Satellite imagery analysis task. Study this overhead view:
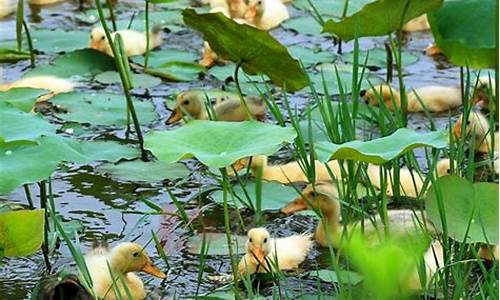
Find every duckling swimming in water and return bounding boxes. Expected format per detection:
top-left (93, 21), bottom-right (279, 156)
top-left (244, 0), bottom-right (289, 30)
top-left (89, 26), bottom-right (163, 57)
top-left (0, 75), bottom-right (75, 102)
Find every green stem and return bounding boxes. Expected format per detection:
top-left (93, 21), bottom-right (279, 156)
top-left (384, 41), bottom-right (393, 83)
top-left (23, 184), bottom-right (34, 209)
top-left (233, 62), bottom-right (252, 120)
top-left (22, 20), bottom-right (35, 68)
top-left (38, 180), bottom-right (52, 272)
top-left (15, 0), bottom-right (23, 52)
top-left (144, 0), bottom-right (151, 70)
top-left (105, 0), bottom-right (117, 31)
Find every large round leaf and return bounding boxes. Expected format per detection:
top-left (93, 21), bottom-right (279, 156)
top-left (323, 0), bottom-right (443, 41)
top-left (50, 92), bottom-right (158, 127)
top-left (182, 9), bottom-right (308, 92)
top-left (0, 88), bottom-right (48, 112)
top-left (292, 0), bottom-right (372, 17)
top-left (0, 102), bottom-right (56, 143)
top-left (131, 48), bottom-right (198, 68)
top-left (145, 121), bottom-right (296, 168)
top-left (427, 0), bottom-right (496, 68)
top-left (0, 48), bottom-right (30, 62)
top-left (307, 269), bottom-right (363, 285)
top-left (97, 160), bottom-right (189, 183)
top-left (146, 62), bottom-right (206, 82)
top-left (94, 71), bottom-right (161, 89)
top-left (187, 232), bottom-right (246, 255)
top-left (30, 29), bottom-right (89, 54)
top-left (0, 210), bottom-right (44, 257)
top-left (339, 48), bottom-right (419, 69)
top-left (315, 128), bottom-right (447, 164)
top-left (282, 16), bottom-right (324, 36)
top-left (211, 181), bottom-right (299, 211)
top-left (426, 176), bottom-right (498, 244)
top-left (289, 45), bottom-right (336, 67)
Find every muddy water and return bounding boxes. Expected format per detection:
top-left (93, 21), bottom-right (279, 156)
top-left (0, 1), bottom-right (464, 299)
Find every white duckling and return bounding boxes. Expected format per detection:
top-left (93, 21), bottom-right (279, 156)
top-left (282, 182), bottom-right (443, 289)
top-left (362, 84), bottom-right (462, 113)
top-left (238, 227), bottom-right (313, 276)
top-left (85, 242), bottom-right (166, 300)
top-left (0, 0), bottom-right (15, 19)
top-left (89, 27), bottom-right (162, 57)
top-left (472, 76), bottom-right (497, 111)
top-left (231, 155), bottom-right (343, 184)
top-left (402, 14), bottom-right (430, 32)
top-left (166, 91), bottom-right (266, 124)
top-left (0, 75), bottom-right (75, 102)
top-left (244, 0), bottom-right (289, 31)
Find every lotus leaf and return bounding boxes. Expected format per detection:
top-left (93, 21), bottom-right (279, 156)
top-left (145, 120), bottom-right (296, 168)
top-left (293, 0), bottom-right (372, 17)
top-left (282, 16), bottom-right (324, 36)
top-left (288, 45), bottom-right (336, 67)
top-left (30, 29), bottom-right (90, 54)
top-left (187, 232), bottom-right (246, 255)
top-left (340, 48), bottom-right (419, 69)
top-left (0, 209), bottom-right (44, 257)
top-left (94, 71), bottom-right (162, 88)
top-left (0, 102), bottom-right (56, 143)
top-left (131, 48), bottom-right (198, 68)
top-left (308, 269), bottom-right (363, 285)
top-left (146, 62), bottom-right (206, 82)
top-left (0, 88), bottom-right (48, 112)
top-left (97, 160), bottom-right (189, 183)
top-left (0, 48), bottom-right (30, 62)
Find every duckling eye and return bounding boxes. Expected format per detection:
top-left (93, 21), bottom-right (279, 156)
top-left (90, 35), bottom-right (93, 39)
top-left (466, 121), bottom-right (470, 125)
top-left (446, 169), bottom-right (450, 174)
top-left (182, 100), bottom-right (189, 105)
top-left (249, 238), bottom-right (253, 243)
top-left (101, 36), bottom-right (105, 40)
top-left (263, 238), bottom-right (267, 243)
top-left (257, 0), bottom-right (262, 4)
top-left (132, 252), bottom-right (139, 257)
top-left (309, 191), bottom-right (317, 197)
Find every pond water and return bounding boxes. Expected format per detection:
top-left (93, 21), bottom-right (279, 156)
top-left (0, 0), bottom-right (470, 299)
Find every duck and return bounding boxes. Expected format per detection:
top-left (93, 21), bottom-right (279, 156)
top-left (402, 14), bottom-right (430, 32)
top-left (0, 75), bottom-right (75, 102)
top-left (362, 84), bottom-right (462, 113)
top-left (166, 91), bottom-right (266, 124)
top-left (84, 242), bottom-right (166, 300)
top-left (230, 155), bottom-right (343, 184)
top-left (281, 182), bottom-right (443, 289)
top-left (472, 76), bottom-right (497, 111)
top-left (0, 0), bottom-right (15, 19)
top-left (89, 26), bottom-right (162, 57)
top-left (28, 0), bottom-right (64, 4)
top-left (238, 227), bottom-right (313, 276)
top-left (244, 0), bottom-right (289, 31)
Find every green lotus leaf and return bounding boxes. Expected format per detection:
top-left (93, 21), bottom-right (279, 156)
top-left (94, 71), bottom-right (162, 89)
top-left (0, 102), bottom-right (56, 143)
top-left (96, 160), bottom-right (190, 183)
top-left (146, 61), bottom-right (206, 82)
top-left (340, 48), bottom-right (419, 69)
top-left (0, 210), bottom-right (44, 257)
top-left (131, 48), bottom-right (198, 68)
top-left (187, 232), bottom-right (247, 255)
top-left (0, 88), bottom-right (49, 112)
top-left (0, 48), bottom-right (30, 62)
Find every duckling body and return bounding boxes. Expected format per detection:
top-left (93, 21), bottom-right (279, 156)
top-left (245, 0), bottom-right (289, 30)
top-left (363, 84), bottom-right (462, 113)
top-left (89, 27), bottom-right (162, 57)
top-left (166, 91), bottom-right (266, 124)
top-left (238, 228), bottom-right (312, 276)
top-left (402, 15), bottom-right (430, 32)
top-left (84, 242), bottom-right (166, 300)
top-left (0, 0), bottom-right (15, 19)
top-left (28, 0), bottom-right (64, 4)
top-left (0, 76), bottom-right (75, 102)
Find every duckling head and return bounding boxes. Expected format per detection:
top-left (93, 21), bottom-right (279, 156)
top-left (229, 155), bottom-right (268, 174)
top-left (89, 27), bottom-right (108, 52)
top-left (166, 92), bottom-right (204, 124)
top-left (281, 182), bottom-right (340, 219)
top-left (472, 77), bottom-right (496, 110)
top-left (245, 0), bottom-right (264, 20)
top-left (453, 111), bottom-right (490, 139)
top-left (245, 228), bottom-right (271, 262)
top-left (361, 84), bottom-right (400, 110)
top-left (436, 158), bottom-right (451, 177)
top-left (109, 242), bottom-right (166, 279)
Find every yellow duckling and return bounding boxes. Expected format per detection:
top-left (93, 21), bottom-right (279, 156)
top-left (362, 84), bottom-right (462, 113)
top-left (472, 76), bottom-right (497, 111)
top-left (244, 0), bottom-right (289, 31)
top-left (238, 227), bottom-right (313, 276)
top-left (0, 75), bottom-right (75, 102)
top-left (230, 155), bottom-right (343, 184)
top-left (28, 0), bottom-right (64, 4)
top-left (85, 242), bottom-right (166, 300)
top-left (89, 27), bottom-right (162, 57)
top-left (281, 182), bottom-right (443, 289)
top-left (402, 14), bottom-right (430, 32)
top-left (0, 0), bottom-right (15, 19)
top-left (166, 91), bottom-right (266, 124)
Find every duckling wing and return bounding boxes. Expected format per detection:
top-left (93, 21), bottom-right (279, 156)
top-left (268, 234), bottom-right (313, 270)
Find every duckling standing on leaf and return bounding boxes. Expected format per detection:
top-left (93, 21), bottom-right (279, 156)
top-left (238, 228), bottom-right (313, 276)
top-left (89, 26), bottom-right (163, 57)
top-left (84, 242), bottom-right (166, 300)
top-left (166, 91), bottom-right (266, 124)
top-left (362, 84), bottom-right (462, 113)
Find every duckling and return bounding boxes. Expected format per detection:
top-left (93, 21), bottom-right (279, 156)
top-left (238, 227), bottom-right (313, 276)
top-left (281, 182), bottom-right (442, 289)
top-left (478, 244), bottom-right (499, 261)
top-left (166, 91), bottom-right (266, 124)
top-left (89, 26), bottom-right (162, 57)
top-left (0, 0), bottom-right (15, 19)
top-left (244, 0), bottom-right (289, 31)
top-left (472, 76), bottom-right (497, 111)
top-left (0, 75), bottom-right (75, 102)
top-left (425, 43), bottom-right (443, 56)
top-left (28, 0), bottom-right (64, 4)
top-left (230, 155), bottom-right (343, 184)
top-left (85, 242), bottom-right (166, 300)
top-left (362, 84), bottom-right (462, 113)
top-left (402, 14), bottom-right (430, 32)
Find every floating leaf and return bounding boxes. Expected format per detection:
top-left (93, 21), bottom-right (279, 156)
top-left (0, 102), bottom-right (56, 143)
top-left (339, 48), bottom-right (419, 69)
top-left (30, 29), bottom-right (90, 54)
top-left (0, 48), bottom-right (30, 62)
top-left (288, 45), bottom-right (336, 67)
top-left (145, 121), bottom-right (296, 168)
top-left (428, 0), bottom-right (496, 68)
top-left (315, 128), bottom-right (447, 164)
top-left (323, 0), bottom-right (443, 41)
top-left (96, 160), bottom-right (189, 183)
top-left (0, 210), bottom-right (44, 257)
top-left (211, 181), bottom-right (299, 211)
top-left (0, 88), bottom-right (48, 112)
top-left (131, 48), bottom-right (197, 68)
top-left (307, 269), bottom-right (363, 285)
top-left (282, 16), bottom-right (324, 36)
top-left (94, 71), bottom-right (161, 89)
top-left (50, 92), bottom-right (158, 127)
top-left (146, 62), bottom-right (206, 82)
top-left (208, 64), bottom-right (263, 82)
top-left (182, 9), bottom-right (308, 92)
top-left (426, 176), bottom-right (498, 244)
top-left (292, 0), bottom-right (372, 17)
top-left (187, 232), bottom-right (246, 255)
top-left (25, 49), bottom-right (116, 79)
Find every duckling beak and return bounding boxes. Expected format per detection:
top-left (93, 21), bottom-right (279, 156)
top-left (245, 5), bottom-right (257, 19)
top-left (252, 247), bottom-right (265, 262)
top-left (453, 121), bottom-right (462, 138)
top-left (89, 41), bottom-right (99, 50)
top-left (141, 261), bottom-right (167, 279)
top-left (231, 158), bottom-right (248, 173)
top-left (166, 108), bottom-right (182, 124)
top-left (281, 197), bottom-right (307, 215)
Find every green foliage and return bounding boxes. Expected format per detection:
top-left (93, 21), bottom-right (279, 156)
top-left (426, 175), bottom-right (499, 243)
top-left (0, 88), bottom-right (48, 112)
top-left (187, 232), bottom-right (246, 255)
top-left (94, 71), bottom-right (162, 88)
top-left (427, 0), bottom-right (497, 68)
top-left (340, 48), bottom-right (419, 69)
top-left (288, 45), bottom-right (336, 67)
top-left (146, 62), bottom-right (206, 82)
top-left (131, 48), bottom-right (198, 67)
top-left (96, 160), bottom-right (190, 183)
top-left (315, 128), bottom-right (447, 163)
top-left (282, 16), bottom-right (324, 36)
top-left (182, 9), bottom-right (309, 92)
top-left (145, 121), bottom-right (296, 168)
top-left (323, 0), bottom-right (443, 41)
top-left (0, 48), bottom-right (30, 62)
top-left (0, 102), bottom-right (56, 143)
top-left (0, 209), bottom-right (44, 257)
top-left (29, 29), bottom-right (89, 54)
top-left (307, 269), bottom-right (363, 285)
